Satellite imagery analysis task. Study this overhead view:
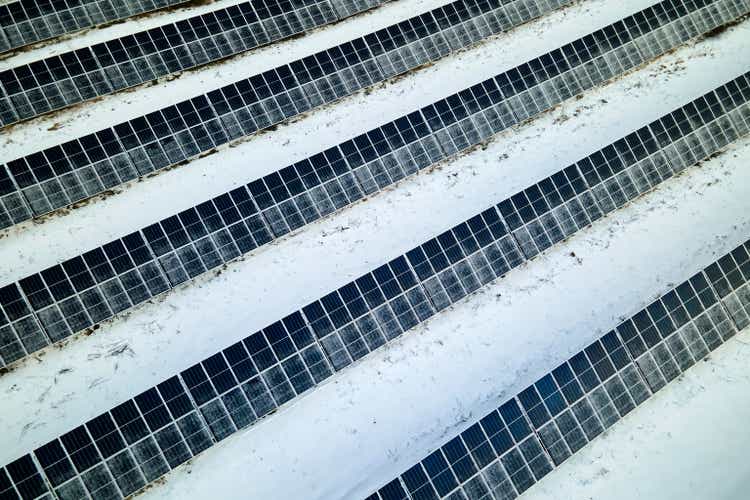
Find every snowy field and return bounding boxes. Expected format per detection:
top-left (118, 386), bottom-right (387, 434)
top-left (1, 0), bottom-right (749, 498)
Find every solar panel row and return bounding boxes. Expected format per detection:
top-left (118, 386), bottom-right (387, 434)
top-left (0, 0), bottom-right (380, 55)
top-left (0, 0), bottom-right (579, 194)
top-left (0, 0), bottom-right (393, 125)
top-left (0, 6), bottom-right (747, 370)
top-left (0, 0), bottom-right (189, 52)
top-left (1, 74), bottom-right (748, 500)
top-left (366, 240), bottom-right (749, 500)
top-left (2, 0), bottom-right (743, 231)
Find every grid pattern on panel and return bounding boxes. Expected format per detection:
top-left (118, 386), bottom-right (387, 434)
top-left (0, 0), bottom-right (190, 53)
top-left (368, 237), bottom-right (750, 500)
top-left (0, 456), bottom-right (50, 500)
top-left (17, 233), bottom-right (170, 344)
top-left (1, 68), bottom-right (749, 374)
top-left (0, 0), bottom-right (582, 224)
top-left (502, 78), bottom-right (750, 260)
top-left (616, 271), bottom-right (737, 393)
top-left (0, 0), bottom-right (378, 57)
top-left (577, 87), bottom-right (749, 218)
top-left (0, 0), bottom-right (387, 125)
top-left (497, 165), bottom-right (603, 259)
top-left (0, 0), bottom-right (575, 129)
top-left (518, 332), bottom-right (650, 466)
top-left (4, 0), bottom-right (740, 230)
top-left (2, 76), bottom-right (750, 500)
top-left (703, 244), bottom-right (750, 330)
top-left (372, 400), bottom-right (554, 500)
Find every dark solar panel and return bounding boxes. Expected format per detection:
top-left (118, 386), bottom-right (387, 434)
top-left (0, 0), bottom-right (577, 126)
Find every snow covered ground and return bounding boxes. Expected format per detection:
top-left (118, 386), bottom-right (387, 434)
top-left (1, 0), bottom-right (749, 498)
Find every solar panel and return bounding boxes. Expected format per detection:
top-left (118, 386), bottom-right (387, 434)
top-left (1, 74), bottom-right (749, 499)
top-left (2, 0), bottom-right (743, 231)
top-left (703, 246), bottom-right (750, 329)
top-left (0, 0), bottom-right (385, 55)
top-left (0, 0), bottom-right (190, 53)
top-left (0, 58), bottom-right (748, 370)
top-left (368, 239), bottom-right (748, 500)
top-left (0, 0), bottom-right (576, 126)
top-left (0, 0), bottom-right (397, 124)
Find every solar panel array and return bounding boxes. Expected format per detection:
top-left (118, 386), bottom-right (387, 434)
top-left (3, 0), bottom-right (749, 498)
top-left (0, 0), bottom-right (192, 53)
top-left (0, 0), bottom-right (586, 219)
top-left (0, 0), bottom-right (395, 125)
top-left (2, 0), bottom-right (744, 231)
top-left (1, 73), bottom-right (748, 499)
top-left (1, 2), bottom-right (748, 369)
top-left (0, 0), bottom-right (384, 55)
top-left (366, 236), bottom-right (749, 500)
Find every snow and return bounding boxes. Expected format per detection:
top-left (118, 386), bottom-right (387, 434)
top-left (1, 0), bottom-right (749, 498)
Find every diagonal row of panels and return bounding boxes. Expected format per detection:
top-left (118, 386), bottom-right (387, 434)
top-left (0, 1), bottom-right (747, 369)
top-left (0, 71), bottom-right (748, 500)
top-left (0, 0), bottom-right (391, 125)
top-left (0, 0), bottom-right (383, 54)
top-left (0, 0), bottom-right (583, 225)
top-left (0, 0), bottom-right (188, 52)
top-left (366, 234), bottom-right (750, 500)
